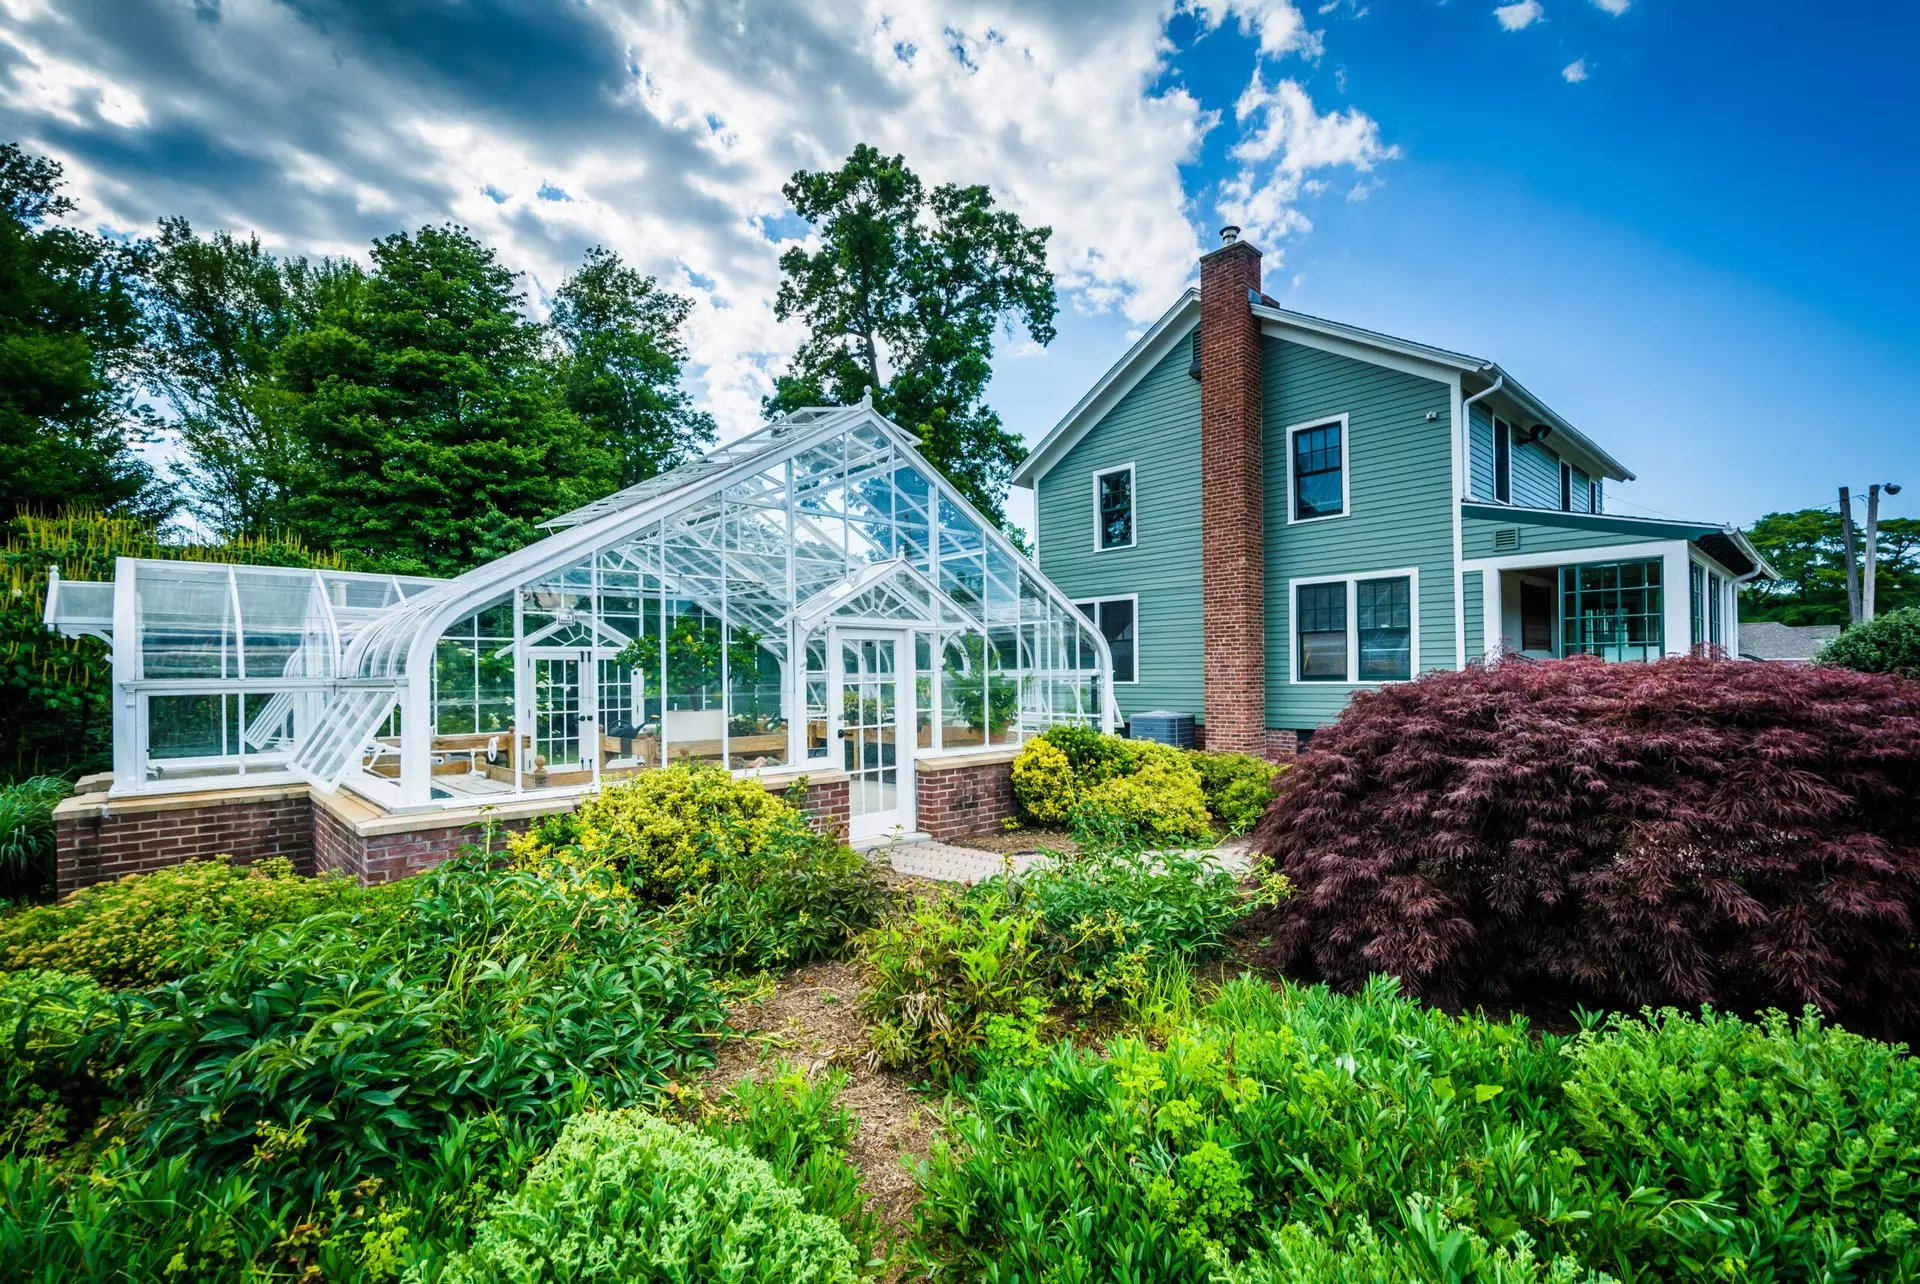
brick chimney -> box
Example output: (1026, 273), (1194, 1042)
(1198, 226), (1265, 755)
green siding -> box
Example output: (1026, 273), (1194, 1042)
(1463, 570), (1484, 659)
(1034, 329), (1202, 721)
(1468, 405), (1494, 499)
(1512, 439), (1559, 508)
(1262, 339), (1457, 730)
(1462, 505), (1684, 560)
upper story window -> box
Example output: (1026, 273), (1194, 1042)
(1289, 416), (1348, 522)
(1589, 478), (1602, 513)
(1492, 417), (1513, 504)
(1560, 461), (1573, 511)
(1093, 464), (1134, 550)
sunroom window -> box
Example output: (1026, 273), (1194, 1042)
(1562, 559), (1663, 662)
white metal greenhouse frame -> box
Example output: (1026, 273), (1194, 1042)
(47, 401), (1118, 839)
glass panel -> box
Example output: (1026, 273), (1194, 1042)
(805, 635), (830, 760)
(1690, 562), (1705, 647)
(1090, 598), (1135, 683)
(233, 568), (325, 679)
(147, 693), (233, 763)
(841, 636), (899, 823)
(1293, 424), (1344, 520)
(915, 631), (935, 750)
(663, 599), (725, 765)
(531, 656), (584, 779)
(1097, 468), (1133, 548)
(987, 625), (1020, 744)
(137, 565), (236, 679)
(1356, 577), (1411, 681)
(1297, 582), (1347, 680)
(1561, 559), (1663, 662)
(728, 621), (787, 770)
(940, 634), (988, 750)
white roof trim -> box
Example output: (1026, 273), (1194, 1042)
(1010, 291), (1198, 488)
(1251, 302), (1483, 374)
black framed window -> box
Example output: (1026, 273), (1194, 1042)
(1297, 582), (1348, 680)
(1075, 597), (1137, 683)
(1356, 577), (1412, 680)
(1589, 479), (1601, 513)
(1493, 418), (1512, 503)
(1560, 461), (1573, 511)
(1095, 467), (1133, 549)
(1292, 423), (1345, 520)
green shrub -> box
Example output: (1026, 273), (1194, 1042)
(434, 1110), (860, 1284)
(702, 1062), (883, 1267)
(0, 776), (69, 902)
(1563, 1006), (1920, 1280)
(671, 834), (889, 973)
(1038, 723), (1133, 783)
(558, 763), (815, 898)
(0, 856), (382, 988)
(860, 883), (1050, 1079)
(1818, 605), (1920, 679)
(1187, 750), (1283, 834)
(0, 968), (120, 1157)
(1078, 741), (1211, 846)
(1009, 737), (1077, 825)
(910, 976), (1920, 1282)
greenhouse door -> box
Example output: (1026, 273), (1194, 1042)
(837, 630), (914, 842)
(527, 649), (594, 783)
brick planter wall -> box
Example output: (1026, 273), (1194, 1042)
(53, 786), (314, 897)
(57, 768), (864, 894)
(915, 751), (1019, 840)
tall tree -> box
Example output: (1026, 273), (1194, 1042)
(550, 247), (714, 488)
(280, 224), (618, 576)
(767, 144), (1056, 525)
(1743, 507), (1920, 624)
(138, 218), (336, 539)
(0, 143), (167, 520)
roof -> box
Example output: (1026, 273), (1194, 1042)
(1011, 290), (1634, 489)
(1737, 621), (1841, 662)
(1460, 503), (1778, 579)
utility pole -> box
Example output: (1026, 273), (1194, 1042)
(1864, 484), (1880, 621)
(1840, 486), (1861, 624)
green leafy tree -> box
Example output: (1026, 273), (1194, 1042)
(0, 143), (167, 520)
(1742, 507), (1920, 624)
(550, 246), (714, 488)
(766, 144), (1056, 526)
(280, 224), (619, 575)
(1818, 606), (1920, 679)
(137, 218), (341, 539)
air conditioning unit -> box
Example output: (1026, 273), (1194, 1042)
(1130, 711), (1196, 749)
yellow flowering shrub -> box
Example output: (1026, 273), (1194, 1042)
(558, 763), (812, 900)
(1010, 738), (1078, 824)
(1080, 743), (1212, 847)
(0, 857), (380, 988)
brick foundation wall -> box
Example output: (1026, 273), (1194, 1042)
(916, 753), (1018, 840)
(55, 789), (313, 897)
(797, 776), (851, 840)
(1198, 230), (1267, 756)
(1263, 728), (1300, 760)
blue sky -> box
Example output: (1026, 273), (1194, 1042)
(2, 0), (1913, 533)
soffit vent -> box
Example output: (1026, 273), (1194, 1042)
(1493, 527), (1520, 552)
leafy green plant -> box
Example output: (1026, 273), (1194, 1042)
(433, 1110), (861, 1283)
(0, 776), (69, 902)
(671, 834), (888, 973)
(1009, 736), (1077, 824)
(1227, 1202), (1618, 1283)
(1818, 605), (1920, 679)
(1076, 741), (1211, 846)
(1187, 750), (1283, 834)
(0, 856), (381, 987)
(0, 968), (121, 1158)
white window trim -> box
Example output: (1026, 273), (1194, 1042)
(1284, 414), (1352, 525)
(1288, 566), (1421, 685)
(1073, 593), (1141, 685)
(1090, 461), (1137, 552)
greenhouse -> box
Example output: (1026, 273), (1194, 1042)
(45, 400), (1118, 840)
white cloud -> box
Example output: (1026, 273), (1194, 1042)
(1593, 0), (1630, 14)
(0, 0), (1391, 440)
(1562, 58), (1588, 82)
(1495, 0), (1546, 31)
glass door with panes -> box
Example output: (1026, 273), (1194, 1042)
(836, 630), (913, 841)
(525, 649), (594, 786)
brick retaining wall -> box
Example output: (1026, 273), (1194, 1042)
(915, 750), (1019, 840)
(55, 766), (881, 893)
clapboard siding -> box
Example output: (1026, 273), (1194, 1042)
(1468, 405), (1495, 500)
(1462, 508), (1674, 559)
(1035, 328), (1202, 721)
(1261, 339), (1456, 729)
(1463, 570), (1485, 660)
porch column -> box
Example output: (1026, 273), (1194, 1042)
(1662, 544), (1692, 657)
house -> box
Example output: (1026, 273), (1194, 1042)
(1737, 621), (1840, 663)
(1012, 229), (1774, 757)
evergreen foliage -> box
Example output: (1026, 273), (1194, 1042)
(1817, 604), (1920, 678)
(1742, 507), (1919, 624)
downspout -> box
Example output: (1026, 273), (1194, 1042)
(1457, 373), (1505, 666)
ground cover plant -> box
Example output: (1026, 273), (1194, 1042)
(1246, 655), (1920, 1039)
(912, 973), (1920, 1283)
(0, 776), (69, 902)
(1010, 725), (1280, 842)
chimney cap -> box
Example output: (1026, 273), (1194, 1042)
(1219, 225), (1241, 245)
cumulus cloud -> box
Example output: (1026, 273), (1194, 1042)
(1562, 58), (1588, 82)
(0, 0), (1390, 437)
(1495, 0), (1546, 31)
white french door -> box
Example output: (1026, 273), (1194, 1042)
(526, 648), (595, 780)
(835, 629), (915, 841)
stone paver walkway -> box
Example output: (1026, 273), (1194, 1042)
(878, 836), (1255, 885)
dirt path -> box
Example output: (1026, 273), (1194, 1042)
(699, 957), (942, 1273)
